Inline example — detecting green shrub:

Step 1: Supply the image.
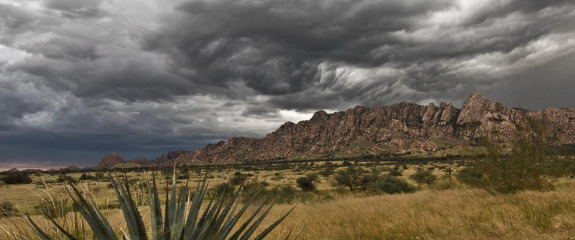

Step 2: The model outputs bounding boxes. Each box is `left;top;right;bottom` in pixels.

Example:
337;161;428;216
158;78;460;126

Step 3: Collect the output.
270;185;298;204
389;169;402;176
79;173;97;181
333;166;373;191
456;167;483;187
57;174;77;183
410;169;438;185
230;174;248;186
296;174;318;192
2;172;32;184
95;172;105;180
369;175;416;194
463;120;556;193
0;201;18;218
240;180;270;202
318;167;335;177
212;182;235;196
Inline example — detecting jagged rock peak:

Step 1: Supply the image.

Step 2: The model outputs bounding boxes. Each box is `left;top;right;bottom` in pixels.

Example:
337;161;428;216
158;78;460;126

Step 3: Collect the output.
310;110;328;121
94;152;125;169
457;93;512;125
155;150;189;164
63;165;80;171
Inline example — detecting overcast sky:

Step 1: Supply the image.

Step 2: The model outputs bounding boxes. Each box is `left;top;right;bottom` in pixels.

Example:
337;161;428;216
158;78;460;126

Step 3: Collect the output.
1;0;574;169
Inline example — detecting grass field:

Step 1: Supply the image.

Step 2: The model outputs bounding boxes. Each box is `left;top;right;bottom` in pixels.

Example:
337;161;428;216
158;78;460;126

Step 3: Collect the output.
2;158;575;239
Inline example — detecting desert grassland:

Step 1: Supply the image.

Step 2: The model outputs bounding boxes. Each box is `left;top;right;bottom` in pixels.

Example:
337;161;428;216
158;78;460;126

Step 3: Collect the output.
3;180;575;239
265;185;575;239
2;155;574;240
0;161;450;211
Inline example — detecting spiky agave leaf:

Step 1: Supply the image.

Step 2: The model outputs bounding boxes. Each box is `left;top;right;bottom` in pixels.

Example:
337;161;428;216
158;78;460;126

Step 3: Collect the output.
149;172;163;240
66;182;118;240
253;205;298;240
24;170;297;240
109;173;147;239
182;172;208;238
25;214;55;240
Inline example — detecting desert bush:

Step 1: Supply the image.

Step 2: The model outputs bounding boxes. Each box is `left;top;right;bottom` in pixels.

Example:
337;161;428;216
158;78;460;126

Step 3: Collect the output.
318;167;335;177
410;169;438;185
296;174;318;192
230;173;248;186
389;169;402;176
79;173;97;181
463;120;556;193
269;185;299;204
456;166;483;187
57;174;77;183
240;180;270;202
333;166;373;191
369;175;416;194
271;172;284;180
2;172;32;184
0;201;18;218
212;182;235;196
178;169;190;179
95;172;105;180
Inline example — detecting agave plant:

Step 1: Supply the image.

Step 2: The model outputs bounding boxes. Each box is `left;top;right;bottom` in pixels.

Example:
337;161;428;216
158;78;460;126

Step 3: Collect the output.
25;171;296;240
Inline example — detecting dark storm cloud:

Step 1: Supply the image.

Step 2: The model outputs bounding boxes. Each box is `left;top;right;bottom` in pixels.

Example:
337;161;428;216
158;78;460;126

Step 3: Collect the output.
44;0;106;18
1;0;575;167
146;0;575;111
146;0;454;95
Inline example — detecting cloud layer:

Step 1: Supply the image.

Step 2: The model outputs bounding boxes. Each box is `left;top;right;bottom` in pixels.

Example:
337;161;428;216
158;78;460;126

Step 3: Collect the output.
1;0;574;166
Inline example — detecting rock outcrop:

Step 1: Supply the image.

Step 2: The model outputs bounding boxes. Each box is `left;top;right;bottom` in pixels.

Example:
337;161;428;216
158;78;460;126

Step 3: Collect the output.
101;93;575;167
94;152;125;169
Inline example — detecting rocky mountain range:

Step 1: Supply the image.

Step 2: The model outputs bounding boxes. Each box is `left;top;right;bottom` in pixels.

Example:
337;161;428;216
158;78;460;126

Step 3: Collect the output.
95;93;575;168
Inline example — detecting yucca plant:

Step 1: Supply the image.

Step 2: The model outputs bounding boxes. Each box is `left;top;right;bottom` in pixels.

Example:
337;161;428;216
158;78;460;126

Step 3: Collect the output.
25;171;296;240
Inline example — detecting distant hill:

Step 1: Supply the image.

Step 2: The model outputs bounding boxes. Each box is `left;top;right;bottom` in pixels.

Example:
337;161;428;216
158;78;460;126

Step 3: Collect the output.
94;152;155;170
95;93;575;168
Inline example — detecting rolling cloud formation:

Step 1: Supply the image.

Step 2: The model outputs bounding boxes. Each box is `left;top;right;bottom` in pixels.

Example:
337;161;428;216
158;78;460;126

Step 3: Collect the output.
1;0;574;167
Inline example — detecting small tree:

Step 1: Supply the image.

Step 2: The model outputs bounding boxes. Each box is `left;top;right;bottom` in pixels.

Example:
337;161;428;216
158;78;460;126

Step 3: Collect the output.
410;169;438;185
462;119;556;193
95;172;105;180
333;166;371;191
296;174;318;192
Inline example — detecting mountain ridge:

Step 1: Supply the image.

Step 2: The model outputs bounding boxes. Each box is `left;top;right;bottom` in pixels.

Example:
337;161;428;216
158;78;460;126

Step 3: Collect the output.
95;93;575;168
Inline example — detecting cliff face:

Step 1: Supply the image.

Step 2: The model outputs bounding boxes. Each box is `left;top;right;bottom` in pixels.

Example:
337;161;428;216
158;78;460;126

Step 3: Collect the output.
98;93;575;167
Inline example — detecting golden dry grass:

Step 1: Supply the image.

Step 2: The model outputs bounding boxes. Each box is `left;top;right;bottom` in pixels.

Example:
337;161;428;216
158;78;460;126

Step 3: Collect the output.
261;182;575;239
3;166;575;239
3;182;575;239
